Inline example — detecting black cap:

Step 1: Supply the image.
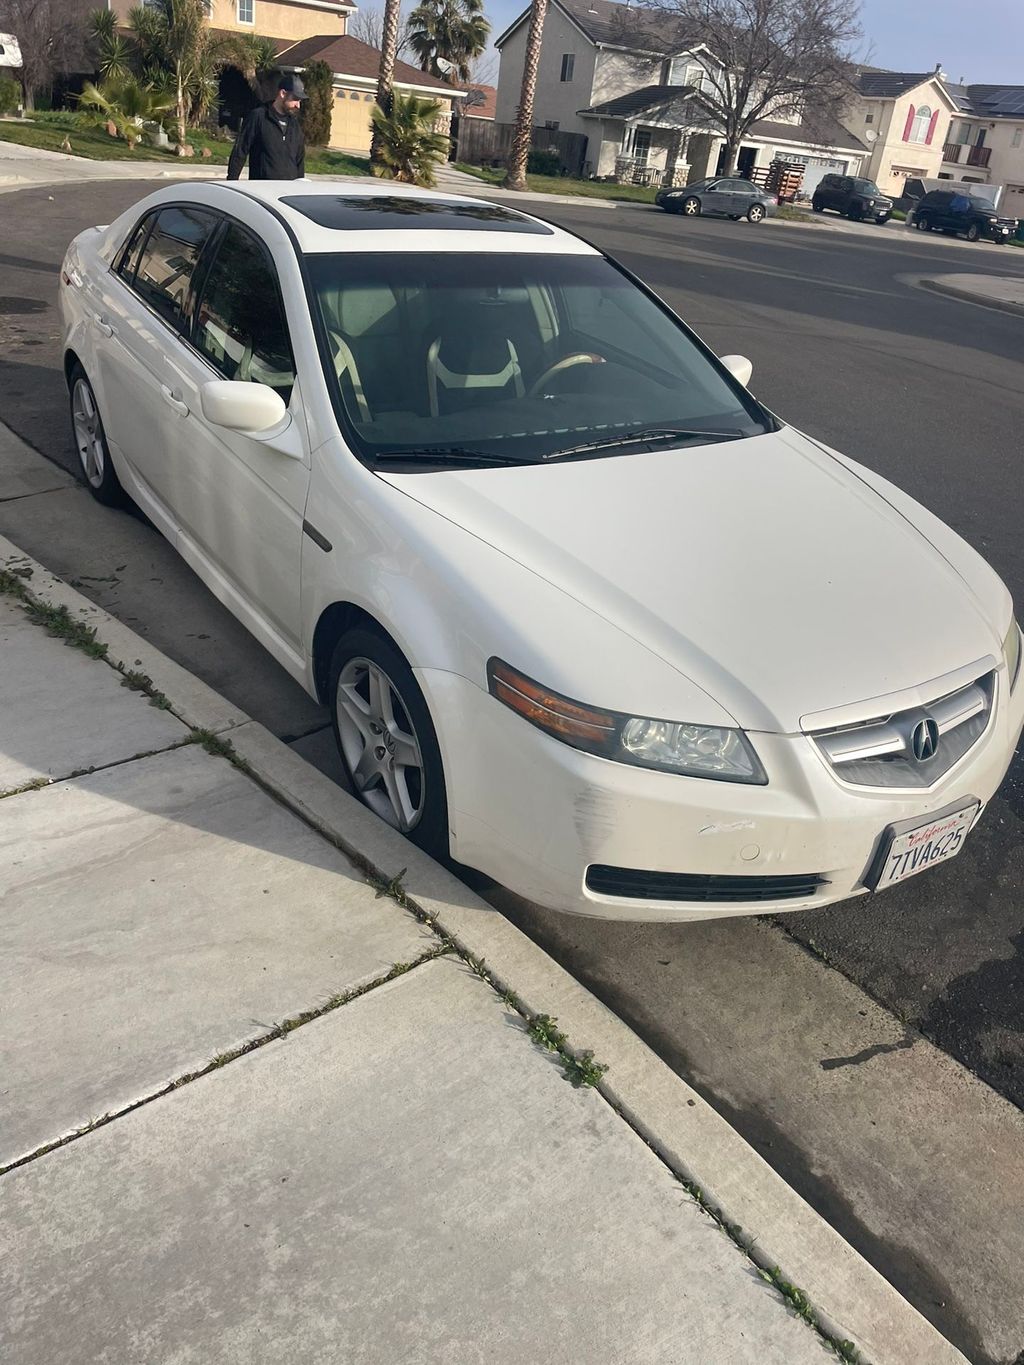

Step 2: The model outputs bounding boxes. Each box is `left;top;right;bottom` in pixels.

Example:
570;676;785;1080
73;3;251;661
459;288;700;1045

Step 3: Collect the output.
279;75;307;100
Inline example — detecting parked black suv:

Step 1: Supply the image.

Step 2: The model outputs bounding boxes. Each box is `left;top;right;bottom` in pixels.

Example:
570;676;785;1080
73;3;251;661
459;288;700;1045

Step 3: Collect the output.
812;174;893;224
911;189;1018;244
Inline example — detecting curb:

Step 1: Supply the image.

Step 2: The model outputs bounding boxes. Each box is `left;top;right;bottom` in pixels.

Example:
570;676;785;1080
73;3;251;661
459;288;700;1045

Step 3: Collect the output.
0;527;968;1365
921;276;1024;318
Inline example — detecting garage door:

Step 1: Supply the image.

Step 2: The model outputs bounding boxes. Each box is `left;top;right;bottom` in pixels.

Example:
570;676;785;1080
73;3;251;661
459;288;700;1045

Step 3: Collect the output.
782;154;848;196
331;89;375;154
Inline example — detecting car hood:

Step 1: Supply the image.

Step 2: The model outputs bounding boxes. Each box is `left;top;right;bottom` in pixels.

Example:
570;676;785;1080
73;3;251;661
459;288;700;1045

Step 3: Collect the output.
380;428;1003;732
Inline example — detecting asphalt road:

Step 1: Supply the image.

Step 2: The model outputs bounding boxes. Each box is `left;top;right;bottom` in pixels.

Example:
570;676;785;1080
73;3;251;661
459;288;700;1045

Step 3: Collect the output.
3;179;1024;1362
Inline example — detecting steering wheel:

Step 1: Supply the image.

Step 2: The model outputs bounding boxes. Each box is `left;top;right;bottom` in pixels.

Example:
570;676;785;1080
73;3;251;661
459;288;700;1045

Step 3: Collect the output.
529;352;606;397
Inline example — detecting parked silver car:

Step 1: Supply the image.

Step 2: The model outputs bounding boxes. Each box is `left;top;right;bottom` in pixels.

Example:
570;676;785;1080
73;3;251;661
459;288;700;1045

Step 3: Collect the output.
656;177;778;223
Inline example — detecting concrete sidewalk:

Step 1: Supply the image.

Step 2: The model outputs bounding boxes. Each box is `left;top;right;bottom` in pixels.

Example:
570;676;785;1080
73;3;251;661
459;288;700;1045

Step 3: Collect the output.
0;429;966;1364
922;271;1024;316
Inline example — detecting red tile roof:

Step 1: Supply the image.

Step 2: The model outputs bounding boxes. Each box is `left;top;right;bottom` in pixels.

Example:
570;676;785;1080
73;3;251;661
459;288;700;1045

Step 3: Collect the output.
278;34;459;93
457;83;496;119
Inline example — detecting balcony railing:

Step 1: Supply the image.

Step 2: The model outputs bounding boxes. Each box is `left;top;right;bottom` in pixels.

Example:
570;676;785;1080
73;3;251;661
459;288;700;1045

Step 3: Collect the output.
966;144;991;168
943;142;992;169
943;141;962;163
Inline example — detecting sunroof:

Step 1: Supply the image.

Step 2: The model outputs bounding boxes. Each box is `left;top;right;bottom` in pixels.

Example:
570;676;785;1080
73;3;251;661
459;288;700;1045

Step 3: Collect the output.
279;195;553;234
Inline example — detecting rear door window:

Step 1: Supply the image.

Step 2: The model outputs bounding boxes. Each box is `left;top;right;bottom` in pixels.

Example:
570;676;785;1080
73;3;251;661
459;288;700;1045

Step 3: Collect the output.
116;213;154;283
133;205;219;331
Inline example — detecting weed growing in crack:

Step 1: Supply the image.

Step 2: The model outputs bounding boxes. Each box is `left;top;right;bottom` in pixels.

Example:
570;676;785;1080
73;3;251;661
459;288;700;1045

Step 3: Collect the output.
119;670;172;709
20;599;108;658
370;867;409;905
526;1014;608;1088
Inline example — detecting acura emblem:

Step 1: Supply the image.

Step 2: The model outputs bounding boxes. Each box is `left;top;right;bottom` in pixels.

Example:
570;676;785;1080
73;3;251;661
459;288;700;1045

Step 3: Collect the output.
911;717;940;762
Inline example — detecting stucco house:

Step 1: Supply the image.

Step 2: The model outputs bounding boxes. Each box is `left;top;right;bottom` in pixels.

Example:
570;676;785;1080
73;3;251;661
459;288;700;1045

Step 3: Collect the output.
494;0;867;187
939;82;1024;219
842;68;960;195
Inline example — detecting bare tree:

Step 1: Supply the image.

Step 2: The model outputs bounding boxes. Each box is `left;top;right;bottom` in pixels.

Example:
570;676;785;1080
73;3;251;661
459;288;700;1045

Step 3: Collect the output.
468;47;497;88
0;0;79;109
503;0;547;190
631;0;861;175
352;5;411;56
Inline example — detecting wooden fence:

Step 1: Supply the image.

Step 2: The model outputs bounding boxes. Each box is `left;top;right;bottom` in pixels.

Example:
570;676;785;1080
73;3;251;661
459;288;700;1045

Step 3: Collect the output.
451;119;589;177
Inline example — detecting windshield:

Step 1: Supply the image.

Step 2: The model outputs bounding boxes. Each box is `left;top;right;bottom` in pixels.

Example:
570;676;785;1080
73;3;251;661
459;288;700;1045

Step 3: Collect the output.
305;252;771;464
852;179;883;195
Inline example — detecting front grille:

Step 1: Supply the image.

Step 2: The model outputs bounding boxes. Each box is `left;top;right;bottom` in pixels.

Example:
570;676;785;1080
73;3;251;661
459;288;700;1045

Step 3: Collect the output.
585;866;828;902
809;671;994;789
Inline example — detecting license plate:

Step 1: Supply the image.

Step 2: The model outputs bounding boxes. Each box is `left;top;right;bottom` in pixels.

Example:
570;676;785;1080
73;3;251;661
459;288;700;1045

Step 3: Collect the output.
869;800;979;892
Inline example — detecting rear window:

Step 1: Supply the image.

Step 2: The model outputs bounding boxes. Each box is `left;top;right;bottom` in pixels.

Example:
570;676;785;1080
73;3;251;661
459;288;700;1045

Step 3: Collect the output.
280;194;553;235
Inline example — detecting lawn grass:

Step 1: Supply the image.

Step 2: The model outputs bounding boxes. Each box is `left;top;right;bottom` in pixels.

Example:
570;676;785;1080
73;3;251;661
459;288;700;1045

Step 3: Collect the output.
0;116;369;176
454;162;659;203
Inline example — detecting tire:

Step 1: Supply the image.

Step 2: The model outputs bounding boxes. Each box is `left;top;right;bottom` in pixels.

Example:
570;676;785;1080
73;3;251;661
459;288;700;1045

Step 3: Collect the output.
811;199;824;212
875;215;890;225
68;363;128;507
329;625;449;860
916;214;932;231
681;196;701;217
965;222;981;242
746;203;765;223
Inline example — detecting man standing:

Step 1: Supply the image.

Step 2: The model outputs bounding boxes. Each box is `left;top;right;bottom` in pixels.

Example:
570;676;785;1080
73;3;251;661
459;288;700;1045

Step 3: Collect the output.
227;75;307;181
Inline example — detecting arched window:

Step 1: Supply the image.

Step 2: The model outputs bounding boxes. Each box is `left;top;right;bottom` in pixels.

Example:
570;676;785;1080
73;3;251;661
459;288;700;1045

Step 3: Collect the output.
910;104;932;142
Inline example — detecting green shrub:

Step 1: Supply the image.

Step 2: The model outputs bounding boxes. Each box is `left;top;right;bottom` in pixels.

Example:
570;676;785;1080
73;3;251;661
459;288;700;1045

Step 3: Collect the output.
0;74;19;115
527;146;561;176
301;59;334;147
27;109;83;127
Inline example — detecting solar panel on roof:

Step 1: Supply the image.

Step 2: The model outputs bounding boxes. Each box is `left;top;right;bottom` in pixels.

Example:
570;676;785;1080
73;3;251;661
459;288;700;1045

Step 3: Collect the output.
279;195;553;234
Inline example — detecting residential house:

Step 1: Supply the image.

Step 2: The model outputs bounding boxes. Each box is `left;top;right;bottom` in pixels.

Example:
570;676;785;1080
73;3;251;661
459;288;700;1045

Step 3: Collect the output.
844;67;960;195
277;34;461;155
458;82;497;120
494;0;867;187
940;83;1024;218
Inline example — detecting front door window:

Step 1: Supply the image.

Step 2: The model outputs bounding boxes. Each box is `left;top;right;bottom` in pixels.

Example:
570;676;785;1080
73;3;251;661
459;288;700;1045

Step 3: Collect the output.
633;129;652;164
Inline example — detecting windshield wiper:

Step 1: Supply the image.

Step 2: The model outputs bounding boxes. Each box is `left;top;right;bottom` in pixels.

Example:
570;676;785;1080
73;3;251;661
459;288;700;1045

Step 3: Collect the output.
372;447;531;467
542;427;743;460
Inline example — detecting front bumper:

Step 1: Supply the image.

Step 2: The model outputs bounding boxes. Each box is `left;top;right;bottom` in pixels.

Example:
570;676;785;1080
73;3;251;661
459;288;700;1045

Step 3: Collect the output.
419;665;1024;922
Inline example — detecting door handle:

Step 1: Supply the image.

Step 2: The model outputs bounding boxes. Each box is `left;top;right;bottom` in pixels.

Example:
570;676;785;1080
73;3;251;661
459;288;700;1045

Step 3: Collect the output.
161;385;189;416
92;314;114;338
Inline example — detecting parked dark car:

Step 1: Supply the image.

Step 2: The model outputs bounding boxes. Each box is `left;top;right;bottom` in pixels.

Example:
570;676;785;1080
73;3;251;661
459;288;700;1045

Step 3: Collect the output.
911;190;1018;244
812;174;893;223
656;177;777;223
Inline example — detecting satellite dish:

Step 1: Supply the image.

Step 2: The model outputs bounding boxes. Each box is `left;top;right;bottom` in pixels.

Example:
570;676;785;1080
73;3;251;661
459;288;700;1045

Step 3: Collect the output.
865;129;877;143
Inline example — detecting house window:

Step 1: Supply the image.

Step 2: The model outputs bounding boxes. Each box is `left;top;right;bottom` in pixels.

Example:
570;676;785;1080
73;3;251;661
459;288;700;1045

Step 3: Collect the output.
1014;127;1023;148
907;104;933;143
668;56;708;91
237;0;254;22
632;129;652;164
865;112;873;123
560;53;574;82
544;120;559;130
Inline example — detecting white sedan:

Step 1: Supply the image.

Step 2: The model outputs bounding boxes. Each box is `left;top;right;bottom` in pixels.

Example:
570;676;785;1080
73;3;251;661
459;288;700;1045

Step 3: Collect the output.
60;182;1023;922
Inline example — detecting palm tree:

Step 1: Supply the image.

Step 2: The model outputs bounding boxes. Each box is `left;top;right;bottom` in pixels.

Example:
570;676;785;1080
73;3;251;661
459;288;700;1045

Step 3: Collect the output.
406;0;489;85
504;0;547;191
87;9;135;83
79;76;176;147
370;92;448;184
229;33;278;93
371;0;403;170
127;0;220;147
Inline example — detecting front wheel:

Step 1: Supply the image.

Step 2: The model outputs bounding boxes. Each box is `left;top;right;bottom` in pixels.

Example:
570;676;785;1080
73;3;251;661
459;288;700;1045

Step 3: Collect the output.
875;215;890;225
965;222;981;242
747;203;765;223
329;626;449;859
811;199;824;212
68;364;127;507
681;196;701;217
916;214;932;231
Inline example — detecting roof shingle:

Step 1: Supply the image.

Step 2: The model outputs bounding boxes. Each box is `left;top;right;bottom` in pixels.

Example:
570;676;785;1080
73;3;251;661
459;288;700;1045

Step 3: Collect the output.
278;35;458;92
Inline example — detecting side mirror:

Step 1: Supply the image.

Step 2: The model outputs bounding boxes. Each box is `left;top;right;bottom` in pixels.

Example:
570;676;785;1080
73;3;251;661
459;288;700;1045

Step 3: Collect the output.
720;354;753;387
201;380;287;433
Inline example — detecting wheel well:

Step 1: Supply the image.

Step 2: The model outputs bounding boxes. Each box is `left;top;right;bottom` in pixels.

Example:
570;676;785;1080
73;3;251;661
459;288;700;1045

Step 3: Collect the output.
311;602;401;704
64;350;82;387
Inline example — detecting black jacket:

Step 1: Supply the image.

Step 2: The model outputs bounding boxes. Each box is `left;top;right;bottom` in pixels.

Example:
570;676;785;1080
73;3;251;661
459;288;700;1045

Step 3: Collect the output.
227;105;305;181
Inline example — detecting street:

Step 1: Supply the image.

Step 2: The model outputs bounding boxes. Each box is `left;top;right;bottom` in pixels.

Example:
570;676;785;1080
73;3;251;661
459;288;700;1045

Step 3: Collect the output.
3;179;1024;1363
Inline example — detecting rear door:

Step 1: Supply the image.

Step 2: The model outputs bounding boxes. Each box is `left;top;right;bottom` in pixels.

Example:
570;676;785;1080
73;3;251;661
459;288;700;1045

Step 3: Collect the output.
93;204;220;526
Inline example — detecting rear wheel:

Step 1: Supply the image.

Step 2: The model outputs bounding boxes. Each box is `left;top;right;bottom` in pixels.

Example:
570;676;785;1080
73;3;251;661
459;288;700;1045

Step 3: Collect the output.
747;203;765;223
681;196;701;217
68;364;127;507
329;626;449;859
811;198;824;212
916;214;933;231
965;222;981;242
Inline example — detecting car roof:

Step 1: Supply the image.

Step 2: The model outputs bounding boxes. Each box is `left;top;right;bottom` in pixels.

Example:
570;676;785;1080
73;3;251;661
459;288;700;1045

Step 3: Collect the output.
221;180;600;256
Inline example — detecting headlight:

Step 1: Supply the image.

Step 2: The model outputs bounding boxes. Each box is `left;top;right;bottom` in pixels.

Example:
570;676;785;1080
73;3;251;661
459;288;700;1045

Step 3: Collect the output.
864;199;874;207
487;659;767;784
1004;619;1022;691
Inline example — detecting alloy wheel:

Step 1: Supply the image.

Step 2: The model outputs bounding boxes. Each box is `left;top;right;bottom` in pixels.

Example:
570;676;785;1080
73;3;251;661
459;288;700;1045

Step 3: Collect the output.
71;378;105;489
748;204;765;223
335;656;425;831
682;197;700;216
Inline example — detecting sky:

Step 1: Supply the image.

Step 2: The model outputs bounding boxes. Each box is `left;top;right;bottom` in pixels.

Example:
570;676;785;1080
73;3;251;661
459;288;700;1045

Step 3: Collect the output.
476;0;1024;87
